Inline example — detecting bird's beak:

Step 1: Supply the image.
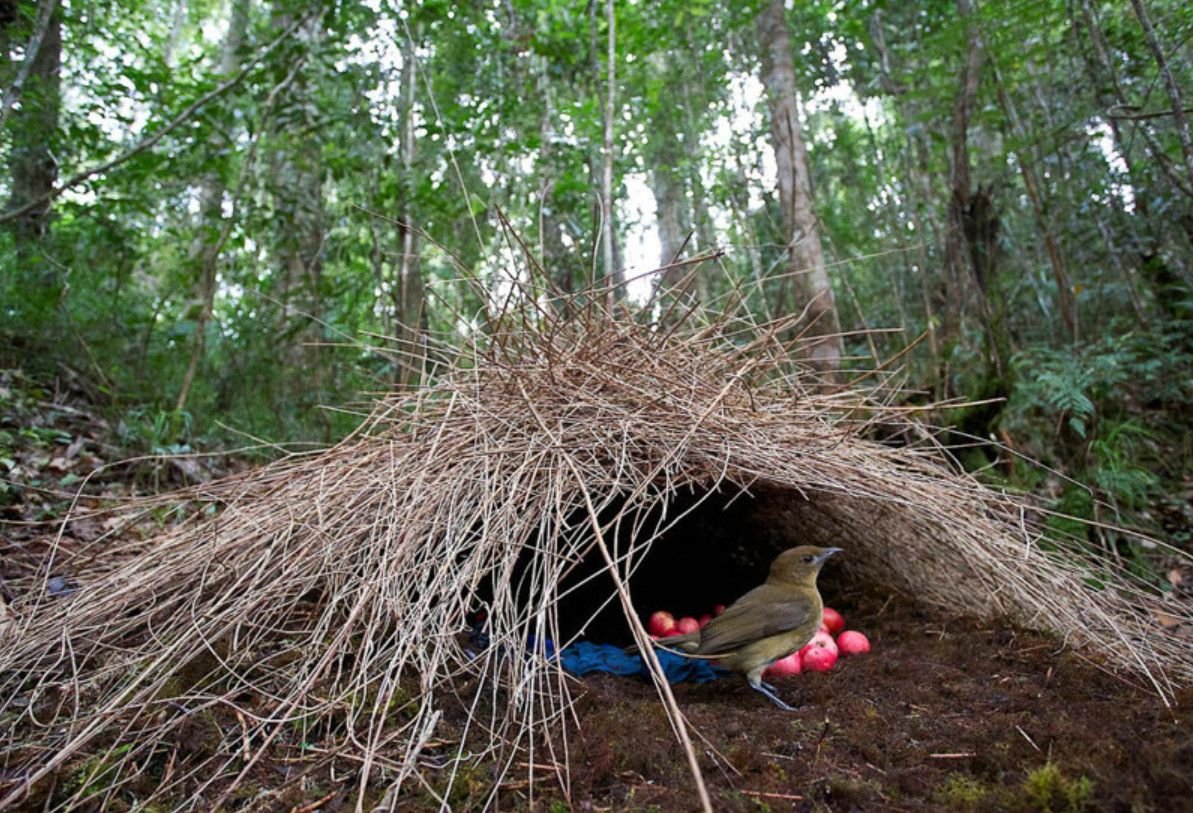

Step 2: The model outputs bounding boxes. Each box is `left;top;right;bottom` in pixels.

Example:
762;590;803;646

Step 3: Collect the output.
815;547;843;565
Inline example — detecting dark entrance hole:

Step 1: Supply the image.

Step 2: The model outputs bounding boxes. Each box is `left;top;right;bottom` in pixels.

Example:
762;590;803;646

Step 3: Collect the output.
549;484;849;646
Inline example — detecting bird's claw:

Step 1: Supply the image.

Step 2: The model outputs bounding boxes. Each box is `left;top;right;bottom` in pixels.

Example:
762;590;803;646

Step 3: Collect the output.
750;681;799;712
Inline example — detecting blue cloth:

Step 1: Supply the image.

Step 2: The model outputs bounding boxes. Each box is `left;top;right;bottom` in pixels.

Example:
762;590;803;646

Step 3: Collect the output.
559;641;724;684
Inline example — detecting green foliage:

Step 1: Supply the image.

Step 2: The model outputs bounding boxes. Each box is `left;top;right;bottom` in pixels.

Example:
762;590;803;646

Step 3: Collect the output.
0;0;1189;562
67;744;134;801
934;773;987;809
1022;762;1094;813
1009;343;1129;440
118;408;194;455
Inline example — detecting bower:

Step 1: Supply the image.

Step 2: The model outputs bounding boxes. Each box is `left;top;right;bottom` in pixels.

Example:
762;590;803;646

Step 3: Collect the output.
1;307;1188;811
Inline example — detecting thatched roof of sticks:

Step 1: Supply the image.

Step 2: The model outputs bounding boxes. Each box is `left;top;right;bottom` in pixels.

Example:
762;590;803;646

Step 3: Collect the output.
2;297;1190;810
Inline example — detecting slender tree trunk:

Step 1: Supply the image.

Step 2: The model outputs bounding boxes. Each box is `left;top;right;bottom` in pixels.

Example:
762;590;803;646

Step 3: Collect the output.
676;64;717;256
254;6;328;434
176;0;250;413
3;0;61;308
941;0;982;354
1129;0;1193;195
756;0;842;378
599;0;621;306
1078;0;1192;204
646;54;694;302
533;53;572;299
652;159;688;269
394;26;426;389
990;62;1077;340
163;0;188;67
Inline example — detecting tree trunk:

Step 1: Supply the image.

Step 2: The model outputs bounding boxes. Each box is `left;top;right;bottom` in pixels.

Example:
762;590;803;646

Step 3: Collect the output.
944;0;1009;392
3;0;61;307
1077;0;1192;206
646;55;694;304
1129;0;1193;197
264;7;327;431
941;0;982;354
175;0;250;413
755;0;842;378
394;26;426;389
599;0;621;307
990;62;1077;341
533;52;573;300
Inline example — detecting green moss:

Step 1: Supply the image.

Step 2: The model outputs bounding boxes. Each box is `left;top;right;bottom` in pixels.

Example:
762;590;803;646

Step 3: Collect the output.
934;773;987;809
1022;762;1094;813
67;744;134;800
430;761;487;808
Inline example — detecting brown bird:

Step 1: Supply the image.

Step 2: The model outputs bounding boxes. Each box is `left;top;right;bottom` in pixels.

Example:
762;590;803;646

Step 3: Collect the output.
650;545;842;710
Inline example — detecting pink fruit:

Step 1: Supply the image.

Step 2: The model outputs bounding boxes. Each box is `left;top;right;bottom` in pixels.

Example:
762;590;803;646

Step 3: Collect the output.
713;604;727;616
802;645;837;672
821;607;845;635
817;621;830;634
648;611;676;637
837;630;871;655
698;614;713;628
765;652;802;677
675;616;701;635
803;630;838;655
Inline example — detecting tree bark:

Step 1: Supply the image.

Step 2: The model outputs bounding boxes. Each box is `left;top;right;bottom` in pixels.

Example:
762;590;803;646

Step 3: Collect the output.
394;25;426;389
532;48;576;301
646;54;694;303
599;0;621;307
3;0;61;304
755;0;842;378
941;0;982;351
945;0;1009;390
270;11;326;426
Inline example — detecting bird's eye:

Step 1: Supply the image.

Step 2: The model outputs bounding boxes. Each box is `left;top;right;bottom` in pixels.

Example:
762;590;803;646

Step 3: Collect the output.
802;555;814;564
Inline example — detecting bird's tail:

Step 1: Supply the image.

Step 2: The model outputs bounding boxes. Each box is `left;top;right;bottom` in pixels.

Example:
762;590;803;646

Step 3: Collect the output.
623;632;724;660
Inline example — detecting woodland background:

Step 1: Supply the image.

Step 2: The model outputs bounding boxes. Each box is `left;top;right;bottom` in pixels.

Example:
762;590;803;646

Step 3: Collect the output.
1;0;1191;571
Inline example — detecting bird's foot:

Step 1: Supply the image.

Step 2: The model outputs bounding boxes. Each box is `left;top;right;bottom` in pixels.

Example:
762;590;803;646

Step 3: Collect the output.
749;681;798;712
760;680;778;693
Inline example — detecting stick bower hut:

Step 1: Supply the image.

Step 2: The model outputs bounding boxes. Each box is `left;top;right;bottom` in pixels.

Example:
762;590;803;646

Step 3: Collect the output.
2;310;1190;811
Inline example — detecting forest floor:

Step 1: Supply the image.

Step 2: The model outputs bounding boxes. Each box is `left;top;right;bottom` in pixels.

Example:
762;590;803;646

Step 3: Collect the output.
3;367;1191;812
498;594;1193;813
6;594;1189;812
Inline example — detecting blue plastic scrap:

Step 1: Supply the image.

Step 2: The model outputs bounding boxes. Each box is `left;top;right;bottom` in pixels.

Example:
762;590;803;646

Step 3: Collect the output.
558;641;724;684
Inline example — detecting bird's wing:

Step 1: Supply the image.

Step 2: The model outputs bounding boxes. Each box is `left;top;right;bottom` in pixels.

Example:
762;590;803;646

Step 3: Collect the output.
693;586;817;656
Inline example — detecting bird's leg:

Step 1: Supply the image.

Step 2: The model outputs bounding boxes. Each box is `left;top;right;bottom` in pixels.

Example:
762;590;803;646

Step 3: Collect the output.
747;673;797;712
759;680;779;694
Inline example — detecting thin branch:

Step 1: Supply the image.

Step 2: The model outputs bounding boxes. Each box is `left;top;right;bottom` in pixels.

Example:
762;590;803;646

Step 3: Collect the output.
1107;103;1193;122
